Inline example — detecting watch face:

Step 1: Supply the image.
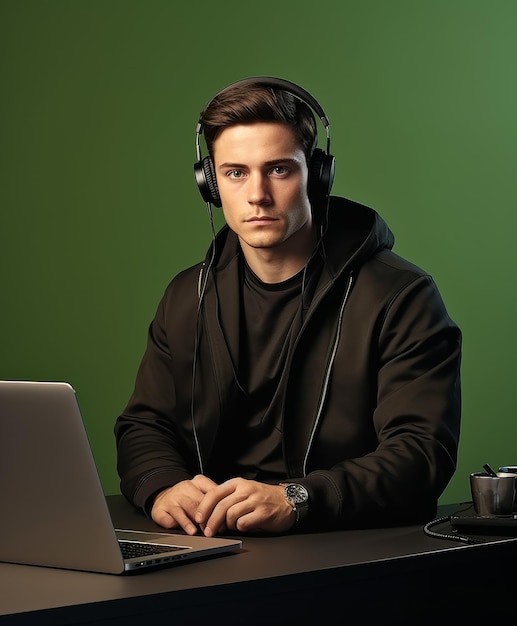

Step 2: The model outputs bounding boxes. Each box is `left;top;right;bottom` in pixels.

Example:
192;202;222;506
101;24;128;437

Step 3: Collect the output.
285;484;308;504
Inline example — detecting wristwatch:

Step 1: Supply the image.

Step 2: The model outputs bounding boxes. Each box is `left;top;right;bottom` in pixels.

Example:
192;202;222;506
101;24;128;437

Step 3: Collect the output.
280;483;309;523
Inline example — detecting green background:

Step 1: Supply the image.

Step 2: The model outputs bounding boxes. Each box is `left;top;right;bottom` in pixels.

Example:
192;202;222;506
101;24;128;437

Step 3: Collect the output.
2;0;516;505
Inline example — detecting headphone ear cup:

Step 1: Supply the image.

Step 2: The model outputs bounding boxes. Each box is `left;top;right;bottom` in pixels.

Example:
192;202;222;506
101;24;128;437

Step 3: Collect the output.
194;156;222;207
308;148;335;204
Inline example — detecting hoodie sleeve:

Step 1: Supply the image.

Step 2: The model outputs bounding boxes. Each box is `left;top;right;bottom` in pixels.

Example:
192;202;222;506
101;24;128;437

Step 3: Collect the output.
114;270;201;515
289;269;461;530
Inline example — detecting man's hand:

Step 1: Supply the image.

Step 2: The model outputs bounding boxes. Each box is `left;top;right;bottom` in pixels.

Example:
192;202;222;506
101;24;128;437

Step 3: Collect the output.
195;478;296;537
151;474;218;535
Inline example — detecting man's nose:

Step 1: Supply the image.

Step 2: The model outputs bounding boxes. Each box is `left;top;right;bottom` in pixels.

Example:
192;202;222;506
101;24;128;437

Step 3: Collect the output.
247;173;272;205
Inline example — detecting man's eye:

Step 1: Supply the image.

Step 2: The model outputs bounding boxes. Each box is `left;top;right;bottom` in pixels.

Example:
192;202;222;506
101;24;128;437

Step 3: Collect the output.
227;170;244;179
271;166;288;175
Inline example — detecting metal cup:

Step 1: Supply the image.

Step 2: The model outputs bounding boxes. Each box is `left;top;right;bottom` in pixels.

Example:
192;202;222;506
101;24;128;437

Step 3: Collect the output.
470;472;516;517
498;466;517;511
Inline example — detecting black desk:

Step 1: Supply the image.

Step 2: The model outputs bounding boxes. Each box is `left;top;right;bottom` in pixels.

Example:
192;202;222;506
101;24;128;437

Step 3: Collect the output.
1;496;515;625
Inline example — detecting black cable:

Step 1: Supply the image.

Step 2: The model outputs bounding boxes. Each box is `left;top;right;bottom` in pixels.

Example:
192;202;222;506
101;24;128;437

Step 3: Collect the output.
190;201;217;475
423;515;486;544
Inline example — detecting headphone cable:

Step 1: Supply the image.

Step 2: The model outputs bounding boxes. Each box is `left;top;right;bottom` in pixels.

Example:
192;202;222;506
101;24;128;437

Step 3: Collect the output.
190;201;217;475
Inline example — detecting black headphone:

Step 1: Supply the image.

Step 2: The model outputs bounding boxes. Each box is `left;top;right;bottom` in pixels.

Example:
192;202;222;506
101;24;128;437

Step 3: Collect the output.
194;76;335;208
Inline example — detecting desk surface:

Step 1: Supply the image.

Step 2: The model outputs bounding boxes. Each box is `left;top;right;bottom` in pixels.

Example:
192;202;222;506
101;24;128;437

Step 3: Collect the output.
1;496;516;625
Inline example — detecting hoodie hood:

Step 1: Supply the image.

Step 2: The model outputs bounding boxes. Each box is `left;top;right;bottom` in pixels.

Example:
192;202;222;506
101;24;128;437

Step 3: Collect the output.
319;196;395;280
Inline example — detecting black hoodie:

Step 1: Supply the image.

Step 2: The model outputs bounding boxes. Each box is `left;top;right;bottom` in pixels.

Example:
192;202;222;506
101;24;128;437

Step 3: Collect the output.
115;197;461;529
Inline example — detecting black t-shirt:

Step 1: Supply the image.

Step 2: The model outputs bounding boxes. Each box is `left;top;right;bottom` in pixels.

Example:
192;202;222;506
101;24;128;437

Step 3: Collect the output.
236;263;303;479
210;258;322;483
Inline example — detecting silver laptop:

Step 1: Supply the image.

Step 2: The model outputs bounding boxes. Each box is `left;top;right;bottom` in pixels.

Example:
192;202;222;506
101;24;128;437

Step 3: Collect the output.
0;380;242;574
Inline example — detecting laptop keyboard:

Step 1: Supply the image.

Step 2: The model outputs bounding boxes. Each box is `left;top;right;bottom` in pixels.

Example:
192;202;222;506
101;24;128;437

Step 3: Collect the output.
119;540;185;559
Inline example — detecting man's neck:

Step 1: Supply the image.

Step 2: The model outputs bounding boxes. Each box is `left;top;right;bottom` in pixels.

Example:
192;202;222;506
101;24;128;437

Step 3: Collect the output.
240;223;318;284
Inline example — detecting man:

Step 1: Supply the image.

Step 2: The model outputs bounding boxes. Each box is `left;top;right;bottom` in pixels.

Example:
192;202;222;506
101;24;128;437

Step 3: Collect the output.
115;77;461;537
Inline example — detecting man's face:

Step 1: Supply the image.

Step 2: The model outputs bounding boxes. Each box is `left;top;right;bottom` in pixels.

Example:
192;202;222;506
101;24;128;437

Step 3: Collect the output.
212;122;313;256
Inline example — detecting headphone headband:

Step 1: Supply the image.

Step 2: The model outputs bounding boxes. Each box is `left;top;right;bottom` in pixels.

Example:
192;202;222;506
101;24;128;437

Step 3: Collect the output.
197;76;330;135
194;76;335;207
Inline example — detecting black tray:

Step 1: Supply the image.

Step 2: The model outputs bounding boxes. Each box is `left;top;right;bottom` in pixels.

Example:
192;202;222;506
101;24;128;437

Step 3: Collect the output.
450;502;517;533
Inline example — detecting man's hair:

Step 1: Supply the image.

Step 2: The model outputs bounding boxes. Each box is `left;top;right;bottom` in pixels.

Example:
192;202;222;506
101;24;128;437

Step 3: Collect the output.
200;81;318;163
